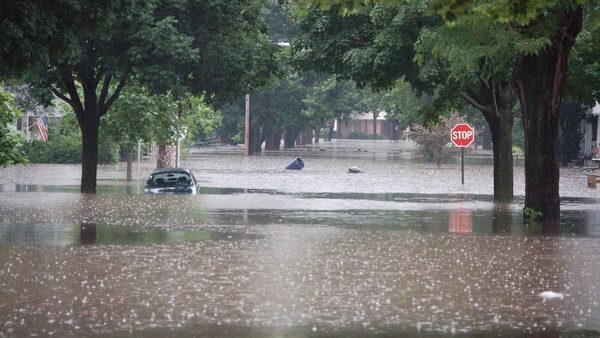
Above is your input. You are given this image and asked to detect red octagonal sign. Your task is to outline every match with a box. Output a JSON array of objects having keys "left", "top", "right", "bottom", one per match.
[{"left": 451, "top": 123, "right": 475, "bottom": 147}]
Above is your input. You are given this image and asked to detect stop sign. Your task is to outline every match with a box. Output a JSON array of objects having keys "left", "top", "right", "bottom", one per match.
[{"left": 451, "top": 123, "right": 475, "bottom": 147}]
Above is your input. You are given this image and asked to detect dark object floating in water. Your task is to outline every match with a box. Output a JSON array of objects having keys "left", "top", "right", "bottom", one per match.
[
  {"left": 348, "top": 166, "right": 364, "bottom": 173},
  {"left": 285, "top": 157, "right": 305, "bottom": 170}
]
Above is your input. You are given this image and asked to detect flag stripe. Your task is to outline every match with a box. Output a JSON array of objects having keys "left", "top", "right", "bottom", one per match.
[{"left": 35, "top": 117, "right": 48, "bottom": 141}]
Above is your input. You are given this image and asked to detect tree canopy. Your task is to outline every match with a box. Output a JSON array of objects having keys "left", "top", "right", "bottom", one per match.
[
  {"left": 0, "top": 88, "right": 27, "bottom": 166},
  {"left": 0, "top": 0, "right": 277, "bottom": 193}
]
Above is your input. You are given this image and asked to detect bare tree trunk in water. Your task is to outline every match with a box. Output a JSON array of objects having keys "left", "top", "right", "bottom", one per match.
[
  {"left": 126, "top": 146, "right": 133, "bottom": 182},
  {"left": 327, "top": 120, "right": 335, "bottom": 141},
  {"left": 80, "top": 115, "right": 100, "bottom": 193},
  {"left": 157, "top": 144, "right": 176, "bottom": 168},
  {"left": 373, "top": 113, "right": 378, "bottom": 140}
]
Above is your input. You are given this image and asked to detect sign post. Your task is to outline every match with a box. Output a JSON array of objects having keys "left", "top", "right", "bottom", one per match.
[
  {"left": 450, "top": 124, "right": 475, "bottom": 185},
  {"left": 244, "top": 94, "right": 250, "bottom": 157}
]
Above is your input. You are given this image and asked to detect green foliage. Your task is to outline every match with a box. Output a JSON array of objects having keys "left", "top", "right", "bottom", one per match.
[
  {"left": 0, "top": 89, "right": 27, "bottom": 166},
  {"left": 291, "top": 2, "right": 438, "bottom": 92},
  {"left": 362, "top": 80, "right": 427, "bottom": 130},
  {"left": 105, "top": 85, "right": 222, "bottom": 149},
  {"left": 22, "top": 134, "right": 80, "bottom": 164},
  {"left": 23, "top": 112, "right": 120, "bottom": 164},
  {"left": 303, "top": 76, "right": 361, "bottom": 130},
  {"left": 523, "top": 207, "right": 543, "bottom": 231},
  {"left": 103, "top": 85, "right": 157, "bottom": 148},
  {"left": 1, "top": 0, "right": 276, "bottom": 192},
  {"left": 564, "top": 10, "right": 600, "bottom": 106}
]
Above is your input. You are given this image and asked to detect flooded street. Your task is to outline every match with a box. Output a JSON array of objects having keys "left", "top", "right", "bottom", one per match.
[{"left": 1, "top": 140, "right": 600, "bottom": 337}]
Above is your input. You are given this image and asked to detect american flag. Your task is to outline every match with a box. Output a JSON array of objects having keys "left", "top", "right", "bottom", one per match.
[{"left": 35, "top": 116, "right": 48, "bottom": 141}]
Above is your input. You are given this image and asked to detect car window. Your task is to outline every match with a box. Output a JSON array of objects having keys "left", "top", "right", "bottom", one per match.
[{"left": 150, "top": 172, "right": 192, "bottom": 187}]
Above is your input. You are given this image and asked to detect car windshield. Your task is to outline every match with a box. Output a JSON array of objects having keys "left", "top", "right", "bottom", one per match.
[{"left": 148, "top": 172, "right": 192, "bottom": 188}]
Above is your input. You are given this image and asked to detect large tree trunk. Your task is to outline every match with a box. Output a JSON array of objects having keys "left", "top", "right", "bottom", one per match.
[
  {"left": 157, "top": 144, "right": 176, "bottom": 168},
  {"left": 80, "top": 116, "right": 100, "bottom": 194},
  {"left": 314, "top": 129, "right": 320, "bottom": 144},
  {"left": 463, "top": 80, "right": 517, "bottom": 203},
  {"left": 489, "top": 113, "right": 514, "bottom": 202},
  {"left": 514, "top": 6, "right": 582, "bottom": 229}
]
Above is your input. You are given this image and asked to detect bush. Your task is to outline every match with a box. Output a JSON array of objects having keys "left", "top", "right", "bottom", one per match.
[
  {"left": 23, "top": 134, "right": 80, "bottom": 163},
  {"left": 24, "top": 133, "right": 120, "bottom": 164},
  {"left": 98, "top": 138, "right": 120, "bottom": 164}
]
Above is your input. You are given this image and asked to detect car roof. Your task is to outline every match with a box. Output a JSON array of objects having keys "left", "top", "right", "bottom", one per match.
[{"left": 150, "top": 167, "right": 193, "bottom": 175}]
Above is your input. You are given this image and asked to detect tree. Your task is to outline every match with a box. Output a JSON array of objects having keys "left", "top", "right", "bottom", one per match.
[
  {"left": 361, "top": 80, "right": 427, "bottom": 139},
  {"left": 1, "top": 0, "right": 276, "bottom": 193},
  {"left": 103, "top": 85, "right": 157, "bottom": 181},
  {"left": 415, "top": 15, "right": 522, "bottom": 202},
  {"left": 303, "top": 76, "right": 361, "bottom": 141},
  {"left": 0, "top": 88, "right": 27, "bottom": 166},
  {"left": 291, "top": 2, "right": 519, "bottom": 201},
  {"left": 293, "top": 0, "right": 598, "bottom": 229},
  {"left": 247, "top": 72, "right": 312, "bottom": 152},
  {"left": 150, "top": 94, "right": 221, "bottom": 168},
  {"left": 431, "top": 0, "right": 591, "bottom": 227},
  {"left": 1, "top": 1, "right": 196, "bottom": 193},
  {"left": 559, "top": 15, "right": 600, "bottom": 167},
  {"left": 405, "top": 111, "right": 464, "bottom": 168}
]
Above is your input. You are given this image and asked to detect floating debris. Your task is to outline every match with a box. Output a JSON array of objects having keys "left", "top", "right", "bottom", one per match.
[
  {"left": 285, "top": 157, "right": 304, "bottom": 170},
  {"left": 539, "top": 291, "right": 565, "bottom": 301},
  {"left": 347, "top": 166, "right": 364, "bottom": 173}
]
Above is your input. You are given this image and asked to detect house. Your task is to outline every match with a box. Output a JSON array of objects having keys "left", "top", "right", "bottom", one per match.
[
  {"left": 335, "top": 111, "right": 401, "bottom": 140},
  {"left": 6, "top": 86, "right": 60, "bottom": 141}
]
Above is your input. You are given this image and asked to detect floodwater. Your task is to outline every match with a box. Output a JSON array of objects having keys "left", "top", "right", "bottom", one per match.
[{"left": 1, "top": 140, "right": 599, "bottom": 337}]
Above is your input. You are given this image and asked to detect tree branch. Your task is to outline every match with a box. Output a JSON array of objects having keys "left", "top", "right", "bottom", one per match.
[
  {"left": 61, "top": 68, "right": 85, "bottom": 117},
  {"left": 94, "top": 65, "right": 105, "bottom": 87},
  {"left": 100, "top": 72, "right": 129, "bottom": 116},
  {"left": 51, "top": 86, "right": 72, "bottom": 105},
  {"left": 98, "top": 73, "right": 112, "bottom": 108},
  {"left": 491, "top": 79, "right": 500, "bottom": 117},
  {"left": 461, "top": 88, "right": 492, "bottom": 115}
]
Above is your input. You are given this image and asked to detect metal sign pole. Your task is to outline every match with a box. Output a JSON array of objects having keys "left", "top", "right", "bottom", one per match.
[
  {"left": 461, "top": 147, "right": 465, "bottom": 185},
  {"left": 244, "top": 94, "right": 250, "bottom": 157}
]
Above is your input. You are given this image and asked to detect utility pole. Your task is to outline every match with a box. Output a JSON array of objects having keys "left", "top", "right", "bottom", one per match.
[{"left": 244, "top": 94, "right": 250, "bottom": 157}]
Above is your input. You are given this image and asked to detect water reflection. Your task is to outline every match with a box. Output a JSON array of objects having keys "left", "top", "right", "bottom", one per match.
[
  {"left": 449, "top": 209, "right": 473, "bottom": 233},
  {"left": 1, "top": 141, "right": 600, "bottom": 336},
  {"left": 2, "top": 227, "right": 598, "bottom": 336},
  {"left": 492, "top": 204, "right": 514, "bottom": 234},
  {"left": 0, "top": 223, "right": 256, "bottom": 247},
  {"left": 80, "top": 222, "right": 97, "bottom": 245}
]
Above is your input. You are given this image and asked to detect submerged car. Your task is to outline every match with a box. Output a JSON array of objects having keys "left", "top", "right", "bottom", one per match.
[{"left": 144, "top": 168, "right": 199, "bottom": 194}]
